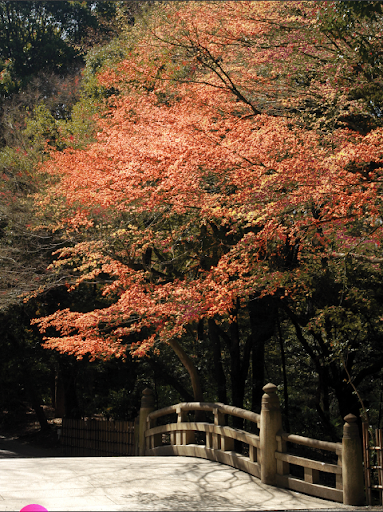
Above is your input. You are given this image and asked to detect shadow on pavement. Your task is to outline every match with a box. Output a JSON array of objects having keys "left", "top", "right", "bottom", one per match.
[{"left": 0, "top": 435, "right": 62, "bottom": 459}]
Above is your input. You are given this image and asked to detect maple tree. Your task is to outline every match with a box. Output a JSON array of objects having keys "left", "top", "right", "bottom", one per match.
[{"left": 32, "top": 1, "right": 383, "bottom": 422}]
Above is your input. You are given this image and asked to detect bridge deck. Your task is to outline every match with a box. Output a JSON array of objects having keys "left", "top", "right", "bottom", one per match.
[{"left": 0, "top": 456, "right": 354, "bottom": 511}]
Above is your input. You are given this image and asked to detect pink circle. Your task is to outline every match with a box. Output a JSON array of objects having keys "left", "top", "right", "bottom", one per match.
[{"left": 20, "top": 505, "right": 48, "bottom": 512}]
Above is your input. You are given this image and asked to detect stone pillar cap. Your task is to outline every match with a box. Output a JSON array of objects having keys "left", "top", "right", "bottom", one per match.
[
  {"left": 262, "top": 383, "right": 280, "bottom": 411},
  {"left": 263, "top": 383, "right": 278, "bottom": 393},
  {"left": 344, "top": 413, "right": 357, "bottom": 423},
  {"left": 141, "top": 388, "right": 154, "bottom": 408}
]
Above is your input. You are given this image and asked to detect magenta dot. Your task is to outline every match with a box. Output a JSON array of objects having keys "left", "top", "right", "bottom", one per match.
[{"left": 20, "top": 505, "right": 48, "bottom": 512}]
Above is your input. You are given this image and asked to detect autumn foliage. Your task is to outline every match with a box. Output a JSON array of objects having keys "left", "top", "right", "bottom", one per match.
[{"left": 32, "top": 2, "right": 383, "bottom": 411}]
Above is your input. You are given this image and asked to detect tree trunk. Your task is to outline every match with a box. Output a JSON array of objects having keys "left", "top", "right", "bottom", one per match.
[
  {"left": 63, "top": 369, "right": 81, "bottom": 419},
  {"left": 168, "top": 338, "right": 203, "bottom": 402},
  {"left": 54, "top": 363, "right": 66, "bottom": 418},
  {"left": 147, "top": 358, "right": 194, "bottom": 402},
  {"left": 9, "top": 332, "right": 48, "bottom": 430},
  {"left": 252, "top": 337, "right": 265, "bottom": 414},
  {"left": 277, "top": 313, "right": 290, "bottom": 432},
  {"left": 208, "top": 318, "right": 227, "bottom": 404},
  {"left": 22, "top": 366, "right": 49, "bottom": 430},
  {"left": 248, "top": 296, "right": 277, "bottom": 413}
]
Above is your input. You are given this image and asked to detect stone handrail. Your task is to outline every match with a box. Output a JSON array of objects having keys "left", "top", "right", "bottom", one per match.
[
  {"left": 139, "top": 384, "right": 365, "bottom": 506},
  {"left": 147, "top": 401, "right": 261, "bottom": 425},
  {"left": 280, "top": 432, "right": 341, "bottom": 452}
]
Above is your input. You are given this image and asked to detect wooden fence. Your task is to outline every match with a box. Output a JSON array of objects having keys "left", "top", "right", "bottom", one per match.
[
  {"left": 140, "top": 384, "right": 365, "bottom": 506},
  {"left": 363, "top": 422, "right": 383, "bottom": 506},
  {"left": 61, "top": 418, "right": 136, "bottom": 456}
]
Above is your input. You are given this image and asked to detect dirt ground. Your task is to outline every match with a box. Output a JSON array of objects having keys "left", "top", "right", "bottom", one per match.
[{"left": 0, "top": 405, "right": 62, "bottom": 454}]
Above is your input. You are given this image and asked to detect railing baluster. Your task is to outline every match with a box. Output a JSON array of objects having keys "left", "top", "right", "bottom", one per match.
[
  {"left": 213, "top": 409, "right": 223, "bottom": 450},
  {"left": 336, "top": 447, "right": 343, "bottom": 490},
  {"left": 249, "top": 444, "right": 257, "bottom": 462},
  {"left": 176, "top": 406, "right": 183, "bottom": 445},
  {"left": 276, "top": 434, "right": 288, "bottom": 476},
  {"left": 221, "top": 434, "right": 235, "bottom": 451},
  {"left": 304, "top": 467, "right": 320, "bottom": 484}
]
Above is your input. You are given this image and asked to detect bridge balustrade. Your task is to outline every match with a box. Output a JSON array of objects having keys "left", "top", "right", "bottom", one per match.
[
  {"left": 146, "top": 401, "right": 261, "bottom": 478},
  {"left": 139, "top": 383, "right": 365, "bottom": 506}
]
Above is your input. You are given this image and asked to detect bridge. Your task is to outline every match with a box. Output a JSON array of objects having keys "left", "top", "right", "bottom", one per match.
[
  {"left": 0, "top": 383, "right": 366, "bottom": 511},
  {"left": 0, "top": 455, "right": 360, "bottom": 511},
  {"left": 140, "top": 383, "right": 365, "bottom": 507}
]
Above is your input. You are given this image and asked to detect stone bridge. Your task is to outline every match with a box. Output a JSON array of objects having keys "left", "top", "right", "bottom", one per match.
[
  {"left": 0, "top": 454, "right": 361, "bottom": 511},
  {"left": 0, "top": 383, "right": 367, "bottom": 511},
  {"left": 139, "top": 383, "right": 365, "bottom": 507}
]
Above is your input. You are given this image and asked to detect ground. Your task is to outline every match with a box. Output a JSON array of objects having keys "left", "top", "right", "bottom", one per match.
[{"left": 0, "top": 405, "right": 62, "bottom": 451}]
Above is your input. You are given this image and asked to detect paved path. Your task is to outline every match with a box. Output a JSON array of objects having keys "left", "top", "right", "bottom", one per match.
[
  {"left": 0, "top": 455, "right": 362, "bottom": 512},
  {"left": 0, "top": 436, "right": 370, "bottom": 511}
]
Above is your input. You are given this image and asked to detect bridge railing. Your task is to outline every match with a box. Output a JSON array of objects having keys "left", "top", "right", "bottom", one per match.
[
  {"left": 146, "top": 401, "right": 261, "bottom": 478},
  {"left": 139, "top": 383, "right": 365, "bottom": 506},
  {"left": 275, "top": 430, "right": 342, "bottom": 502}
]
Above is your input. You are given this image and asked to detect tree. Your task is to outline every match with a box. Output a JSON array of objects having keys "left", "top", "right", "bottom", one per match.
[
  {"left": 0, "top": 1, "right": 134, "bottom": 97},
  {"left": 0, "top": 1, "right": 162, "bottom": 429},
  {"left": 32, "top": 2, "right": 383, "bottom": 427}
]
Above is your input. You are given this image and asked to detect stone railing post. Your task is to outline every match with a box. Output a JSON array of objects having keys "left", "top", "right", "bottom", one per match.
[
  {"left": 260, "top": 383, "right": 283, "bottom": 485},
  {"left": 138, "top": 388, "right": 155, "bottom": 456},
  {"left": 342, "top": 414, "right": 365, "bottom": 506}
]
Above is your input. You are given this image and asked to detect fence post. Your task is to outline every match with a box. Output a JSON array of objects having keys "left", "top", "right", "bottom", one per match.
[
  {"left": 260, "top": 383, "right": 282, "bottom": 485},
  {"left": 134, "top": 415, "right": 140, "bottom": 455},
  {"left": 138, "top": 388, "right": 155, "bottom": 456},
  {"left": 342, "top": 414, "right": 365, "bottom": 506}
]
